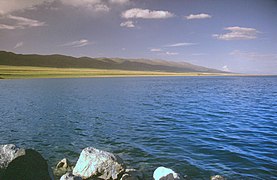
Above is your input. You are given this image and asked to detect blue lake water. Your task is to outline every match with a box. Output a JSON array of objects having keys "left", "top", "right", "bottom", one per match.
[{"left": 0, "top": 76, "right": 277, "bottom": 179}]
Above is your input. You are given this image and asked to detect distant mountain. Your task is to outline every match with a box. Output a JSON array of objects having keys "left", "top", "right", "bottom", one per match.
[{"left": 0, "top": 51, "right": 224, "bottom": 73}]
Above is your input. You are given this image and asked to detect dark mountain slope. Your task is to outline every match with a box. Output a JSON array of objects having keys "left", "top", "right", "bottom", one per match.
[{"left": 0, "top": 51, "right": 224, "bottom": 73}]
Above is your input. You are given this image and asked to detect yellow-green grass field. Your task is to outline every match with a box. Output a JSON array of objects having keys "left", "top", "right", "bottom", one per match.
[{"left": 0, "top": 65, "right": 234, "bottom": 79}]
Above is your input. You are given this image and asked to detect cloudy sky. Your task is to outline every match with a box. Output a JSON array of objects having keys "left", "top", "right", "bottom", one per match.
[{"left": 0, "top": 0, "right": 276, "bottom": 74}]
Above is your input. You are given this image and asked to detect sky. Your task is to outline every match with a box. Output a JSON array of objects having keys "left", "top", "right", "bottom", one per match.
[{"left": 0, "top": 0, "right": 276, "bottom": 74}]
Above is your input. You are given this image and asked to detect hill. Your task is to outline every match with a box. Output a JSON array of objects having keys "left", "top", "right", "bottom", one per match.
[{"left": 0, "top": 51, "right": 224, "bottom": 73}]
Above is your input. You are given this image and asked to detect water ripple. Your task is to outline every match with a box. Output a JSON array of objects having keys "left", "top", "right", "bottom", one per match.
[{"left": 0, "top": 77, "right": 277, "bottom": 179}]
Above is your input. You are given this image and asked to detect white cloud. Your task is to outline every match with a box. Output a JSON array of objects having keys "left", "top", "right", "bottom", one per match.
[
  {"left": 185, "top": 13, "right": 211, "bottom": 20},
  {"left": 61, "top": 39, "right": 91, "bottom": 47},
  {"left": 61, "top": 0, "right": 131, "bottom": 12},
  {"left": 222, "top": 65, "right": 230, "bottom": 72},
  {"left": 230, "top": 50, "right": 277, "bottom": 61},
  {"left": 7, "top": 15, "right": 46, "bottom": 28},
  {"left": 150, "top": 48, "right": 179, "bottom": 56},
  {"left": 61, "top": 0, "right": 110, "bottom": 12},
  {"left": 120, "top": 20, "right": 135, "bottom": 28},
  {"left": 61, "top": 0, "right": 100, "bottom": 6},
  {"left": 149, "top": 48, "right": 178, "bottom": 55},
  {"left": 0, "top": 0, "right": 129, "bottom": 15},
  {"left": 0, "top": 0, "right": 53, "bottom": 14},
  {"left": 150, "top": 48, "right": 162, "bottom": 52},
  {"left": 93, "top": 4, "right": 110, "bottom": 12},
  {"left": 0, "top": 15, "right": 46, "bottom": 30},
  {"left": 122, "top": 8, "right": 174, "bottom": 19},
  {"left": 165, "top": 42, "right": 196, "bottom": 47},
  {"left": 213, "top": 26, "right": 259, "bottom": 40},
  {"left": 14, "top": 42, "right": 24, "bottom": 49},
  {"left": 0, "top": 24, "right": 17, "bottom": 30},
  {"left": 165, "top": 52, "right": 178, "bottom": 55}
]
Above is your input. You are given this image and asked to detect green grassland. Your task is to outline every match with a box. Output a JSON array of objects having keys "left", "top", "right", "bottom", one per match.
[{"left": 0, "top": 65, "right": 233, "bottom": 79}]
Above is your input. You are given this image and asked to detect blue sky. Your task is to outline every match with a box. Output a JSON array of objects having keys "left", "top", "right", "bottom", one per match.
[{"left": 0, "top": 0, "right": 276, "bottom": 74}]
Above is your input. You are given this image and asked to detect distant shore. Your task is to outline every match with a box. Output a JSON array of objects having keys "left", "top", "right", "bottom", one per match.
[
  {"left": 1, "top": 65, "right": 274, "bottom": 80},
  {"left": 0, "top": 66, "right": 235, "bottom": 79},
  {"left": 0, "top": 65, "right": 244, "bottom": 79}
]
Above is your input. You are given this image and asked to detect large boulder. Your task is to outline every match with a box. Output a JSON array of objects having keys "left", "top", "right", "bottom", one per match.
[
  {"left": 1, "top": 148, "right": 52, "bottom": 180},
  {"left": 0, "top": 144, "right": 25, "bottom": 169},
  {"left": 153, "top": 167, "right": 181, "bottom": 180},
  {"left": 73, "top": 147, "right": 126, "bottom": 179}
]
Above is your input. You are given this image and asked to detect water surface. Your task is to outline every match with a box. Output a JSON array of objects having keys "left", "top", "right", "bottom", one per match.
[{"left": 0, "top": 76, "right": 276, "bottom": 179}]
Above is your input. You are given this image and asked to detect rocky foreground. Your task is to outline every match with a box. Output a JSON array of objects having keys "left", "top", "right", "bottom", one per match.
[{"left": 0, "top": 144, "right": 225, "bottom": 180}]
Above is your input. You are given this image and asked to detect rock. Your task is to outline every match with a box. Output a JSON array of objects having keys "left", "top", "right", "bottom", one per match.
[
  {"left": 57, "top": 158, "right": 70, "bottom": 169},
  {"left": 60, "top": 172, "right": 82, "bottom": 180},
  {"left": 54, "top": 158, "right": 74, "bottom": 177},
  {"left": 73, "top": 147, "right": 125, "bottom": 179},
  {"left": 211, "top": 175, "right": 225, "bottom": 180},
  {"left": 1, "top": 149, "right": 52, "bottom": 180},
  {"left": 120, "top": 169, "right": 143, "bottom": 180},
  {"left": 0, "top": 144, "right": 25, "bottom": 169},
  {"left": 153, "top": 167, "right": 181, "bottom": 180}
]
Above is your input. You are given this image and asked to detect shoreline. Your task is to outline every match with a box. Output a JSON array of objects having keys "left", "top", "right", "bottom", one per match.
[
  {"left": 1, "top": 65, "right": 273, "bottom": 80},
  {"left": 1, "top": 144, "right": 226, "bottom": 180}
]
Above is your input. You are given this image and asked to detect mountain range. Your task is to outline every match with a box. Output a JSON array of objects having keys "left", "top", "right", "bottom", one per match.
[{"left": 0, "top": 51, "right": 224, "bottom": 73}]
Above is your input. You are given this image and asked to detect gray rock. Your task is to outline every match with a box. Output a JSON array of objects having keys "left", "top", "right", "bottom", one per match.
[
  {"left": 73, "top": 147, "right": 125, "bottom": 179},
  {"left": 54, "top": 158, "right": 74, "bottom": 177},
  {"left": 0, "top": 144, "right": 25, "bottom": 169},
  {"left": 211, "top": 175, "right": 225, "bottom": 180},
  {"left": 1, "top": 149, "right": 52, "bottom": 180},
  {"left": 57, "top": 158, "right": 70, "bottom": 169},
  {"left": 120, "top": 169, "right": 143, "bottom": 180},
  {"left": 153, "top": 167, "right": 181, "bottom": 180},
  {"left": 60, "top": 172, "right": 82, "bottom": 180}
]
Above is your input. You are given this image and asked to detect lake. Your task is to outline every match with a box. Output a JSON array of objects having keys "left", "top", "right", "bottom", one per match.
[{"left": 0, "top": 76, "right": 276, "bottom": 179}]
